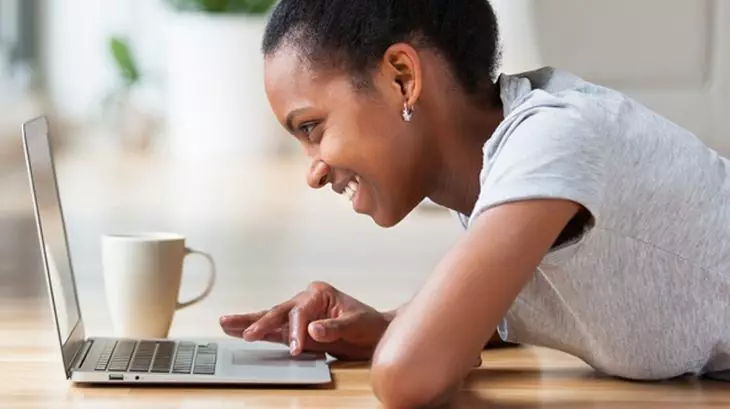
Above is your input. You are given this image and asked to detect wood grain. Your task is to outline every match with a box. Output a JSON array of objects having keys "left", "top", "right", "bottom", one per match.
[{"left": 1, "top": 152, "right": 728, "bottom": 408}]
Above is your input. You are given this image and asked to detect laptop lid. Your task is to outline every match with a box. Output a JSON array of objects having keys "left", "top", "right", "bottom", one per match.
[{"left": 22, "top": 116, "right": 86, "bottom": 379}]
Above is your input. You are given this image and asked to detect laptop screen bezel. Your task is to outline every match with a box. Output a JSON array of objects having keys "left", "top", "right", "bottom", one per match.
[{"left": 22, "top": 116, "right": 87, "bottom": 379}]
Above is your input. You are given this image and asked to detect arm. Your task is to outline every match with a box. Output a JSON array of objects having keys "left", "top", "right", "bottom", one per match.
[
  {"left": 383, "top": 304, "right": 504, "bottom": 346},
  {"left": 370, "top": 198, "right": 581, "bottom": 408},
  {"left": 381, "top": 304, "right": 407, "bottom": 323}
]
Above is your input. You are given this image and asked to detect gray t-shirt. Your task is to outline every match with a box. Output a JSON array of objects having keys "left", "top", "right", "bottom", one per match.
[{"left": 457, "top": 67, "right": 730, "bottom": 380}]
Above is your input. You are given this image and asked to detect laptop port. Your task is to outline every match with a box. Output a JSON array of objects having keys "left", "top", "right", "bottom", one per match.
[{"left": 108, "top": 374, "right": 123, "bottom": 381}]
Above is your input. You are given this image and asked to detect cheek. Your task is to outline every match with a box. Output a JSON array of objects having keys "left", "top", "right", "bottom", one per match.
[
  {"left": 359, "top": 119, "right": 423, "bottom": 197},
  {"left": 319, "top": 105, "right": 396, "bottom": 170},
  {"left": 318, "top": 104, "right": 421, "bottom": 199},
  {"left": 369, "top": 121, "right": 430, "bottom": 207},
  {"left": 317, "top": 123, "right": 355, "bottom": 166},
  {"left": 354, "top": 114, "right": 406, "bottom": 177}
]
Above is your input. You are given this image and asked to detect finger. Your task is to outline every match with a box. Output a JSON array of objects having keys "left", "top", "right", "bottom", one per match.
[
  {"left": 262, "top": 326, "right": 338, "bottom": 352},
  {"left": 222, "top": 327, "right": 244, "bottom": 338},
  {"left": 263, "top": 323, "right": 374, "bottom": 360},
  {"left": 260, "top": 327, "right": 289, "bottom": 345},
  {"left": 473, "top": 355, "right": 483, "bottom": 367},
  {"left": 242, "top": 301, "right": 295, "bottom": 341},
  {"left": 307, "top": 314, "right": 359, "bottom": 343},
  {"left": 262, "top": 330, "right": 360, "bottom": 359},
  {"left": 219, "top": 311, "right": 267, "bottom": 335},
  {"left": 289, "top": 296, "right": 322, "bottom": 355},
  {"left": 258, "top": 324, "right": 341, "bottom": 354}
]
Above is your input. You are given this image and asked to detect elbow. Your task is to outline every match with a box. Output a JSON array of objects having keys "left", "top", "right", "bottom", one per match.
[{"left": 370, "top": 357, "right": 457, "bottom": 409}]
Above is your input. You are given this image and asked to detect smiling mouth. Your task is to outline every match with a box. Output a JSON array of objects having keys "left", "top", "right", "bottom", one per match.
[{"left": 342, "top": 176, "right": 360, "bottom": 202}]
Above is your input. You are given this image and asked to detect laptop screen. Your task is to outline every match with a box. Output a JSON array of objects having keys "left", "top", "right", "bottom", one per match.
[{"left": 23, "top": 117, "right": 82, "bottom": 346}]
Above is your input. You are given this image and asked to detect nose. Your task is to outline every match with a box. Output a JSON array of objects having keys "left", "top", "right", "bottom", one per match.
[{"left": 307, "top": 160, "right": 330, "bottom": 189}]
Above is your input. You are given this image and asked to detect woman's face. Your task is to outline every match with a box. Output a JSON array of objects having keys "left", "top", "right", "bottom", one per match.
[{"left": 264, "top": 45, "right": 435, "bottom": 227}]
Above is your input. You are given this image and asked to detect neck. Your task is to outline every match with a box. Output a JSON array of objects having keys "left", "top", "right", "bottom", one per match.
[{"left": 427, "top": 93, "right": 503, "bottom": 216}]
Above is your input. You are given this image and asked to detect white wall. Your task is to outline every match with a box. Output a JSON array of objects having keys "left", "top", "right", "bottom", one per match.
[
  {"left": 40, "top": 0, "right": 168, "bottom": 122},
  {"left": 494, "top": 0, "right": 730, "bottom": 155},
  {"left": 41, "top": 0, "right": 730, "bottom": 156}
]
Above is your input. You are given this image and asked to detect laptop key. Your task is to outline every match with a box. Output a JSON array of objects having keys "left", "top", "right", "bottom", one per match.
[
  {"left": 129, "top": 341, "right": 156, "bottom": 372},
  {"left": 171, "top": 342, "right": 195, "bottom": 374},
  {"left": 93, "top": 340, "right": 117, "bottom": 371},
  {"left": 193, "top": 343, "right": 218, "bottom": 375},
  {"left": 108, "top": 340, "right": 136, "bottom": 372},
  {"left": 150, "top": 341, "right": 175, "bottom": 373}
]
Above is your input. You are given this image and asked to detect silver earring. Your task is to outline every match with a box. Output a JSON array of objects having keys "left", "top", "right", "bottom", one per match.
[{"left": 402, "top": 103, "right": 413, "bottom": 122}]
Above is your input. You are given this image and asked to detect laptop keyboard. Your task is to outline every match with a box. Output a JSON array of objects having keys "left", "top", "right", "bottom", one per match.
[{"left": 86, "top": 340, "right": 218, "bottom": 375}]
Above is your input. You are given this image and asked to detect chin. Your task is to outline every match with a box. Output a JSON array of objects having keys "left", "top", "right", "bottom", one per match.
[
  {"left": 371, "top": 215, "right": 399, "bottom": 228},
  {"left": 369, "top": 207, "right": 412, "bottom": 228}
]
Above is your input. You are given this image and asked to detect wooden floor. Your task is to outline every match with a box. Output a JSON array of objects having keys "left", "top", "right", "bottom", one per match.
[{"left": 1, "top": 150, "right": 728, "bottom": 408}]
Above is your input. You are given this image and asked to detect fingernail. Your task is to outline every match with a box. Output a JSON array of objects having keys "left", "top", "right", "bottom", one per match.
[
  {"left": 290, "top": 339, "right": 298, "bottom": 354},
  {"left": 310, "top": 323, "right": 325, "bottom": 339}
]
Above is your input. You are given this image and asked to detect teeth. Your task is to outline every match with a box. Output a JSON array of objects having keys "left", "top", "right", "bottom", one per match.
[{"left": 342, "top": 180, "right": 359, "bottom": 202}]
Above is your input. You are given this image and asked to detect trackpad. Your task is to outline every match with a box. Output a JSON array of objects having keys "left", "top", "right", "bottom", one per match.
[{"left": 231, "top": 349, "right": 316, "bottom": 367}]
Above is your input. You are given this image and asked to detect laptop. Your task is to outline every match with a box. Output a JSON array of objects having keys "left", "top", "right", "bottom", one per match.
[{"left": 21, "top": 116, "right": 332, "bottom": 385}]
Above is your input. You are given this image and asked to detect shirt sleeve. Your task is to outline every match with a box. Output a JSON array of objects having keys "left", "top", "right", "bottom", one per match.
[{"left": 470, "top": 98, "right": 608, "bottom": 228}]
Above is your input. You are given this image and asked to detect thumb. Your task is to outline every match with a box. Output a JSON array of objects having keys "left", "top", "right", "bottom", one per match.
[{"left": 307, "top": 314, "right": 360, "bottom": 343}]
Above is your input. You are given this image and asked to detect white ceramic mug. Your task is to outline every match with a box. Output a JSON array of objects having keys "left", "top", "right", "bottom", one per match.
[{"left": 101, "top": 233, "right": 216, "bottom": 338}]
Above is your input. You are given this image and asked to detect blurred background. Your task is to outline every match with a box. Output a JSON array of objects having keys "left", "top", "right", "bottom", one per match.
[{"left": 1, "top": 0, "right": 729, "bottom": 338}]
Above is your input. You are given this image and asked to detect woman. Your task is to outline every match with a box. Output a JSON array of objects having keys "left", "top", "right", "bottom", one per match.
[{"left": 220, "top": 0, "right": 730, "bottom": 407}]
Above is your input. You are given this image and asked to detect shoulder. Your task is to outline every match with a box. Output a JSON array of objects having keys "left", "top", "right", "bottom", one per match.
[
  {"left": 497, "top": 67, "right": 620, "bottom": 132},
  {"left": 496, "top": 66, "right": 631, "bottom": 130},
  {"left": 484, "top": 66, "right": 641, "bottom": 172},
  {"left": 484, "top": 69, "right": 613, "bottom": 182},
  {"left": 465, "top": 68, "right": 617, "bottom": 229}
]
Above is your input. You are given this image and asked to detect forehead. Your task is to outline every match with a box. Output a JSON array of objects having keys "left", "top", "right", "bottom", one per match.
[{"left": 264, "top": 47, "right": 355, "bottom": 118}]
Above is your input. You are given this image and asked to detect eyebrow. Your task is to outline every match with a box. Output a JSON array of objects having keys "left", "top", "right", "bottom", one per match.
[{"left": 285, "top": 108, "right": 310, "bottom": 133}]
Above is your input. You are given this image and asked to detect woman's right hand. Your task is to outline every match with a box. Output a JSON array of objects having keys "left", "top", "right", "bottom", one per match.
[{"left": 219, "top": 281, "right": 392, "bottom": 361}]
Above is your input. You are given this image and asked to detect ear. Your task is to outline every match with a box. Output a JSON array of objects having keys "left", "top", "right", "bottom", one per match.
[{"left": 381, "top": 43, "right": 422, "bottom": 107}]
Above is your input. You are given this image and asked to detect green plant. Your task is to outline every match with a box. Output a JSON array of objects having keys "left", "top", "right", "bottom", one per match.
[
  {"left": 165, "top": 0, "right": 276, "bottom": 14},
  {"left": 109, "top": 36, "right": 140, "bottom": 87}
]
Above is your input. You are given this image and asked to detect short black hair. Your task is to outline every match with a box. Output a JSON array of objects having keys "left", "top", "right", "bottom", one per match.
[{"left": 262, "top": 0, "right": 501, "bottom": 98}]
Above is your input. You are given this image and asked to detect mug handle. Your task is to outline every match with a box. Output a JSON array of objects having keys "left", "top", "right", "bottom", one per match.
[{"left": 176, "top": 247, "right": 217, "bottom": 310}]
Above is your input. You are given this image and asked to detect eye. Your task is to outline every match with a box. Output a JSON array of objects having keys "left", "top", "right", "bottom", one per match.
[{"left": 298, "top": 121, "right": 319, "bottom": 140}]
